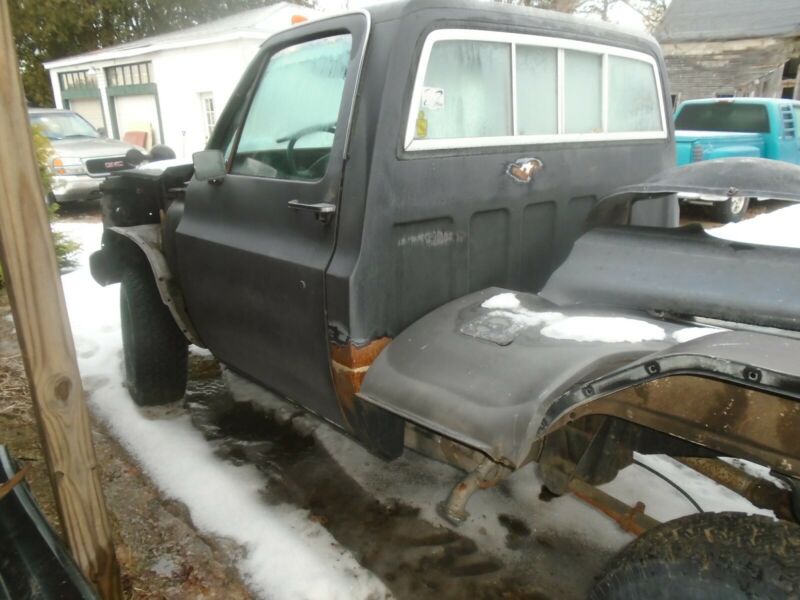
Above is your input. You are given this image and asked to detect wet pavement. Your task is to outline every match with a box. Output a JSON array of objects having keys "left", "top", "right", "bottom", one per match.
[{"left": 180, "top": 356, "right": 613, "bottom": 599}]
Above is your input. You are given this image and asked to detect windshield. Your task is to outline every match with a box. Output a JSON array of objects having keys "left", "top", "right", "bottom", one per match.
[
  {"left": 29, "top": 112, "right": 99, "bottom": 140},
  {"left": 675, "top": 103, "right": 770, "bottom": 134}
]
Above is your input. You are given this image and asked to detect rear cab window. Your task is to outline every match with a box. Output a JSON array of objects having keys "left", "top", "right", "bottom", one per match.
[
  {"left": 405, "top": 29, "right": 666, "bottom": 151},
  {"left": 675, "top": 103, "right": 770, "bottom": 134}
]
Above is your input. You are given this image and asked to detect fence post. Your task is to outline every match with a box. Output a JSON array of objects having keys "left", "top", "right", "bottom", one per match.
[{"left": 0, "top": 2, "right": 122, "bottom": 597}]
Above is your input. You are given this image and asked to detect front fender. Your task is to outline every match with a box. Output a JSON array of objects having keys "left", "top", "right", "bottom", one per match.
[{"left": 92, "top": 225, "right": 202, "bottom": 346}]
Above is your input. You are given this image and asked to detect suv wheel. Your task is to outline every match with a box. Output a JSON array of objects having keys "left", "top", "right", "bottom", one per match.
[
  {"left": 120, "top": 265, "right": 188, "bottom": 405},
  {"left": 591, "top": 512, "right": 800, "bottom": 600}
]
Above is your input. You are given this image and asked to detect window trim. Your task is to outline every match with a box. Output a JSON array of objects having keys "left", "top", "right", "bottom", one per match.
[{"left": 404, "top": 28, "right": 668, "bottom": 151}]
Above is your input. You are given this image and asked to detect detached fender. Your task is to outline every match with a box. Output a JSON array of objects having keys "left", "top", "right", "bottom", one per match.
[
  {"left": 358, "top": 288, "right": 800, "bottom": 473},
  {"left": 90, "top": 224, "right": 202, "bottom": 345},
  {"left": 591, "top": 157, "right": 800, "bottom": 226}
]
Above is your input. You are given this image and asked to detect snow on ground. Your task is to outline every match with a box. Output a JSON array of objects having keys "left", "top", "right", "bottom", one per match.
[
  {"left": 710, "top": 202, "right": 800, "bottom": 248},
  {"left": 54, "top": 222, "right": 388, "bottom": 600}
]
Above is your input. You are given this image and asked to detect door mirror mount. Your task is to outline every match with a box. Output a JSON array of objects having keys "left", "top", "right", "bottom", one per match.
[{"left": 193, "top": 150, "right": 226, "bottom": 184}]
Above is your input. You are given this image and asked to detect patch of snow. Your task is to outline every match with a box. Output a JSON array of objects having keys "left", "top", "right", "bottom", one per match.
[
  {"left": 487, "top": 308, "right": 564, "bottom": 329},
  {"left": 56, "top": 222, "right": 388, "bottom": 600},
  {"left": 672, "top": 327, "right": 722, "bottom": 344},
  {"left": 541, "top": 316, "right": 666, "bottom": 343},
  {"left": 3, "top": 314, "right": 13, "bottom": 323},
  {"left": 189, "top": 344, "right": 213, "bottom": 358},
  {"left": 613, "top": 455, "right": 774, "bottom": 519},
  {"left": 481, "top": 292, "right": 521, "bottom": 310},
  {"left": 709, "top": 203, "right": 800, "bottom": 249}
]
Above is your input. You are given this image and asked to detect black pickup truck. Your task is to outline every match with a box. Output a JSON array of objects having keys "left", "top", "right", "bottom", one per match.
[{"left": 91, "top": 1, "right": 800, "bottom": 596}]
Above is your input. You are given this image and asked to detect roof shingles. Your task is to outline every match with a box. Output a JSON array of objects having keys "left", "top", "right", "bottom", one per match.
[{"left": 656, "top": 0, "right": 800, "bottom": 43}]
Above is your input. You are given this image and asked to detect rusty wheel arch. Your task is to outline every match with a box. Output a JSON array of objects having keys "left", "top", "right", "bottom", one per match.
[{"left": 541, "top": 374, "right": 800, "bottom": 478}]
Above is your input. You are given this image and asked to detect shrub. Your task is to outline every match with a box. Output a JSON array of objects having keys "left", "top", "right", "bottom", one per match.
[{"left": 0, "top": 126, "right": 79, "bottom": 289}]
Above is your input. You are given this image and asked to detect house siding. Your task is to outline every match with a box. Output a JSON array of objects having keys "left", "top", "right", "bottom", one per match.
[{"left": 662, "top": 38, "right": 800, "bottom": 101}]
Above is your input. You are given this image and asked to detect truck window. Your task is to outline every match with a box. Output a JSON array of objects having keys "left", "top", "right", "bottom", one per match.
[
  {"left": 405, "top": 29, "right": 666, "bottom": 151},
  {"left": 608, "top": 56, "right": 662, "bottom": 133},
  {"left": 231, "top": 34, "right": 352, "bottom": 180},
  {"left": 421, "top": 40, "right": 512, "bottom": 139},
  {"left": 516, "top": 46, "right": 558, "bottom": 135},
  {"left": 675, "top": 103, "right": 770, "bottom": 134},
  {"left": 564, "top": 50, "right": 602, "bottom": 133}
]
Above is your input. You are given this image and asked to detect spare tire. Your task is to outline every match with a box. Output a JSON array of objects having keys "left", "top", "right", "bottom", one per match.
[{"left": 591, "top": 512, "right": 800, "bottom": 600}]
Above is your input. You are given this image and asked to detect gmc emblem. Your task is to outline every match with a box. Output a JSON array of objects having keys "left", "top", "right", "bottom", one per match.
[{"left": 105, "top": 160, "right": 125, "bottom": 169}]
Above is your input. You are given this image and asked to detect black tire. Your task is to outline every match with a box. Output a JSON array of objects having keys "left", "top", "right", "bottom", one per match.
[
  {"left": 591, "top": 512, "right": 800, "bottom": 600},
  {"left": 120, "top": 265, "right": 188, "bottom": 405},
  {"left": 712, "top": 196, "right": 750, "bottom": 223}
]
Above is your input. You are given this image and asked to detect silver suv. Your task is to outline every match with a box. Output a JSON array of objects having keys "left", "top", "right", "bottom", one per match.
[{"left": 28, "top": 108, "right": 141, "bottom": 203}]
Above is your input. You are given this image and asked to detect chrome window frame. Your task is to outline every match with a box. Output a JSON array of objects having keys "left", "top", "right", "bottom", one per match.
[{"left": 404, "top": 28, "right": 668, "bottom": 151}]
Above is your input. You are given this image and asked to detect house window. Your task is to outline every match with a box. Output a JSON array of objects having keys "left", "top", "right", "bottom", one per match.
[
  {"left": 59, "top": 70, "right": 98, "bottom": 91},
  {"left": 106, "top": 62, "right": 152, "bottom": 87},
  {"left": 200, "top": 93, "right": 216, "bottom": 140},
  {"left": 405, "top": 29, "right": 667, "bottom": 151}
]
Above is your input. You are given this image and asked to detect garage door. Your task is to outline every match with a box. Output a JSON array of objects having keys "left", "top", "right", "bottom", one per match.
[
  {"left": 113, "top": 94, "right": 161, "bottom": 149},
  {"left": 68, "top": 98, "right": 105, "bottom": 131}
]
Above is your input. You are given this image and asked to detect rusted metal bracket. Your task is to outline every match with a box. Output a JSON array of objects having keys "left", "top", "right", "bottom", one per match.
[
  {"left": 677, "top": 457, "right": 798, "bottom": 522},
  {"left": 568, "top": 478, "right": 660, "bottom": 536},
  {"left": 0, "top": 463, "right": 30, "bottom": 501},
  {"left": 438, "top": 458, "right": 512, "bottom": 525}
]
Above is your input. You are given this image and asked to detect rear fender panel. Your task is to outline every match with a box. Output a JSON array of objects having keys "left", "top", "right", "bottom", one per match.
[
  {"left": 593, "top": 157, "right": 800, "bottom": 226},
  {"left": 358, "top": 288, "right": 800, "bottom": 472}
]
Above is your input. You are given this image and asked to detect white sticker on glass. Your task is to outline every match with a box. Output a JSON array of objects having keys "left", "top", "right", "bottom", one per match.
[{"left": 421, "top": 87, "right": 445, "bottom": 110}]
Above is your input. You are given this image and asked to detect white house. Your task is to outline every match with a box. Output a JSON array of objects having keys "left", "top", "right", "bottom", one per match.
[{"left": 43, "top": 3, "right": 320, "bottom": 158}]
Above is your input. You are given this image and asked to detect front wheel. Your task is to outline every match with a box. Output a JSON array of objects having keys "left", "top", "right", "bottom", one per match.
[
  {"left": 712, "top": 196, "right": 750, "bottom": 223},
  {"left": 591, "top": 512, "right": 800, "bottom": 600},
  {"left": 120, "top": 266, "right": 188, "bottom": 405}
]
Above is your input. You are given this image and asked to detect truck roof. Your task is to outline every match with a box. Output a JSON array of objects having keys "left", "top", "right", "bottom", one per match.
[{"left": 364, "top": 0, "right": 658, "bottom": 46}]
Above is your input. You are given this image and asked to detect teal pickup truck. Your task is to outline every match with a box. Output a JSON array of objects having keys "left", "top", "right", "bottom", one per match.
[{"left": 675, "top": 97, "right": 800, "bottom": 221}]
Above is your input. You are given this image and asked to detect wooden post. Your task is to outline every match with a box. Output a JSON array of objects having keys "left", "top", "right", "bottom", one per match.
[{"left": 0, "top": 2, "right": 122, "bottom": 598}]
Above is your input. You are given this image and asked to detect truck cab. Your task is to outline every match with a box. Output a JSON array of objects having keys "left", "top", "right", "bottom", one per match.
[{"left": 91, "top": 2, "right": 800, "bottom": 595}]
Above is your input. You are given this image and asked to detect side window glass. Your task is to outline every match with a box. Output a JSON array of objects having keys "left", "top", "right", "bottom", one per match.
[
  {"left": 608, "top": 56, "right": 661, "bottom": 132},
  {"left": 516, "top": 46, "right": 558, "bottom": 135},
  {"left": 416, "top": 40, "right": 511, "bottom": 140},
  {"left": 564, "top": 50, "right": 602, "bottom": 134},
  {"left": 231, "top": 34, "right": 352, "bottom": 180}
]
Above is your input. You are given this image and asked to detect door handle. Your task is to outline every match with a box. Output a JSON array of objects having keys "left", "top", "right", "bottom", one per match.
[{"left": 287, "top": 199, "right": 336, "bottom": 223}]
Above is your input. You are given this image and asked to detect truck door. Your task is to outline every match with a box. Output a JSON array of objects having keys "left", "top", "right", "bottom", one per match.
[{"left": 175, "top": 14, "right": 368, "bottom": 425}]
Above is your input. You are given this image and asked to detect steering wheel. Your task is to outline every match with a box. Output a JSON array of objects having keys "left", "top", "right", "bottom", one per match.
[{"left": 276, "top": 122, "right": 336, "bottom": 176}]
